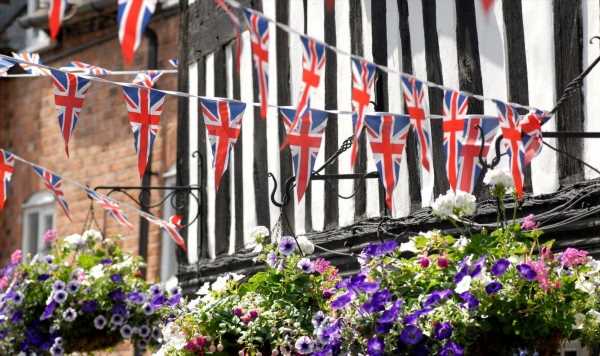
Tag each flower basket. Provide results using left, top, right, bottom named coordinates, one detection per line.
left=0, top=230, right=182, bottom=355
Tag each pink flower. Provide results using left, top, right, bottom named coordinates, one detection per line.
left=43, top=229, right=58, bottom=244
left=313, top=258, right=331, bottom=274
left=560, top=248, right=588, bottom=268
left=530, top=260, right=554, bottom=292
left=419, top=256, right=430, bottom=268
left=521, top=214, right=538, bottom=231
left=540, top=246, right=553, bottom=261
left=437, top=256, right=449, bottom=269
left=10, top=250, right=22, bottom=264
left=0, top=276, right=8, bottom=290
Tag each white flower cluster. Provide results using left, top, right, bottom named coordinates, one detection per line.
left=431, top=190, right=477, bottom=219
left=63, top=229, right=103, bottom=249
left=483, top=168, right=514, bottom=189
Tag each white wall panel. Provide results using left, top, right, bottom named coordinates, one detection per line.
left=204, top=53, right=216, bottom=259
left=187, top=61, right=199, bottom=263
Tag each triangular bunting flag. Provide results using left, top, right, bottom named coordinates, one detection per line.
left=350, top=58, right=377, bottom=167
left=243, top=9, right=270, bottom=119
left=0, top=150, right=15, bottom=210
left=401, top=76, right=433, bottom=173
left=519, top=110, right=551, bottom=164
left=201, top=98, right=246, bottom=191
left=133, top=71, right=163, bottom=88
left=364, top=113, right=411, bottom=209
left=456, top=116, right=499, bottom=194
left=49, top=69, right=91, bottom=157
left=86, top=189, right=133, bottom=228
left=49, top=0, right=67, bottom=40
left=168, top=58, right=179, bottom=68
left=61, top=61, right=110, bottom=76
left=146, top=214, right=187, bottom=251
left=11, top=52, right=50, bottom=76
left=122, top=84, right=166, bottom=178
left=0, top=57, right=15, bottom=77
left=117, top=0, right=157, bottom=63
left=442, top=90, right=469, bottom=191
left=32, top=166, right=71, bottom=221
left=280, top=106, right=328, bottom=202
left=494, top=101, right=526, bottom=198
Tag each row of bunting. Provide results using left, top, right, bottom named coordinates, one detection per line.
left=0, top=149, right=187, bottom=251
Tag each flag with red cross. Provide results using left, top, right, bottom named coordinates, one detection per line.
left=401, top=76, right=432, bottom=174
left=49, top=0, right=66, bottom=39
left=494, top=101, right=526, bottom=198
left=456, top=116, right=499, bottom=194
left=86, top=189, right=134, bottom=229
left=442, top=89, right=470, bottom=191
left=0, top=150, right=15, bottom=210
left=146, top=214, right=187, bottom=251
left=350, top=58, right=377, bottom=167
left=280, top=106, right=328, bottom=202
left=32, top=165, right=71, bottom=221
left=49, top=69, right=92, bottom=157
left=519, top=109, right=551, bottom=164
left=243, top=9, right=270, bottom=119
left=201, top=98, right=246, bottom=191
left=122, top=84, right=166, bottom=178
left=364, top=113, right=411, bottom=209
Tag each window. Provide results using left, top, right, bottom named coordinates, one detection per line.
left=22, top=191, right=55, bottom=256
left=160, top=165, right=178, bottom=281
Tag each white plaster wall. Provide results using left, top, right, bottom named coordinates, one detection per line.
left=187, top=61, right=199, bottom=263
left=583, top=0, right=600, bottom=179
left=204, top=53, right=216, bottom=259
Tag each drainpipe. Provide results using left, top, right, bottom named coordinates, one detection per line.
left=138, top=27, right=158, bottom=279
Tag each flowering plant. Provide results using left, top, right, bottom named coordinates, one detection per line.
left=156, top=230, right=340, bottom=355
left=0, top=230, right=181, bottom=355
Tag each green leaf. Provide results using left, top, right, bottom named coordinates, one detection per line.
left=77, top=254, right=99, bottom=270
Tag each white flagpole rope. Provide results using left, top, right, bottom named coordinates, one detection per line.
left=0, top=54, right=524, bottom=121
left=0, top=69, right=178, bottom=78
left=224, top=0, right=549, bottom=116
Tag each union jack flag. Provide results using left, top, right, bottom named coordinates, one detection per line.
left=0, top=57, right=15, bottom=77
left=280, top=107, right=328, bottom=202
left=401, top=76, right=432, bottom=173
left=117, top=0, right=157, bottom=63
left=201, top=98, right=246, bottom=191
left=442, top=90, right=470, bottom=191
left=61, top=61, right=111, bottom=76
left=243, top=9, right=269, bottom=119
left=49, top=69, right=92, bottom=157
left=0, top=150, right=15, bottom=210
left=11, top=52, right=49, bottom=76
left=456, top=116, right=499, bottom=194
left=364, top=113, right=411, bottom=209
left=350, top=58, right=377, bottom=167
left=168, top=58, right=178, bottom=68
left=284, top=36, right=327, bottom=141
left=48, top=0, right=66, bottom=39
left=519, top=110, right=551, bottom=164
left=495, top=101, right=526, bottom=198
left=133, top=70, right=163, bottom=88
left=122, top=84, right=166, bottom=178
left=86, top=189, right=133, bottom=229
left=32, top=166, right=71, bottom=220
left=146, top=214, right=187, bottom=251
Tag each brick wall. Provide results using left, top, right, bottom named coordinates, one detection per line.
left=0, top=13, right=180, bottom=283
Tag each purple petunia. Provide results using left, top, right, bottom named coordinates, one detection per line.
left=361, top=240, right=398, bottom=259
left=62, top=308, right=77, bottom=322
left=439, top=341, right=464, bottom=356
left=433, top=322, right=453, bottom=340
left=138, top=324, right=151, bottom=338
left=52, top=280, right=65, bottom=292
left=120, top=324, right=133, bottom=338
left=297, top=258, right=314, bottom=273
left=127, top=291, right=146, bottom=305
left=516, top=263, right=537, bottom=281
left=110, top=314, right=125, bottom=326
left=38, top=274, right=50, bottom=281
left=278, top=236, right=297, bottom=256
left=399, top=325, right=423, bottom=345
left=491, top=259, right=510, bottom=276
left=312, top=311, right=325, bottom=328
left=94, top=315, right=107, bottom=330
left=142, top=303, right=154, bottom=316
left=294, top=336, right=314, bottom=355
left=66, top=281, right=80, bottom=294
left=108, top=289, right=126, bottom=302
left=403, top=308, right=433, bottom=325
left=361, top=289, right=391, bottom=314
left=485, top=281, right=503, bottom=295
left=459, top=292, right=480, bottom=310
left=100, top=258, right=113, bottom=265
left=367, top=336, right=385, bottom=356
left=331, top=292, right=353, bottom=310
left=41, top=301, right=58, bottom=320
left=110, top=274, right=123, bottom=283
left=378, top=299, right=403, bottom=324
left=81, top=300, right=98, bottom=313
left=52, top=290, right=68, bottom=304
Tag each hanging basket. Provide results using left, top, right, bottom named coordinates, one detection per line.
left=64, top=332, right=122, bottom=353
left=468, top=331, right=562, bottom=356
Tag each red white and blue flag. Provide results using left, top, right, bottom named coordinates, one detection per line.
left=495, top=101, right=526, bottom=198
left=243, top=9, right=270, bottom=119
left=442, top=90, right=470, bottom=191
left=350, top=58, right=377, bottom=167
left=0, top=150, right=15, bottom=210
left=32, top=166, right=71, bottom=220
left=61, top=61, right=110, bottom=76
left=401, top=76, right=432, bottom=173
left=86, top=189, right=133, bottom=228
left=201, top=98, right=246, bottom=191
left=117, top=0, right=157, bottom=63
left=49, top=69, right=92, bottom=157
left=122, top=84, right=166, bottom=178
left=146, top=214, right=187, bottom=251
left=168, top=58, right=178, bottom=68
left=285, top=36, right=327, bottom=141
left=48, top=0, right=66, bottom=40
left=364, top=113, right=411, bottom=209
left=519, top=110, right=551, bottom=164
left=280, top=107, right=328, bottom=202
left=0, top=57, right=15, bottom=77
left=456, top=116, right=499, bottom=194
left=133, top=70, right=163, bottom=88
left=11, top=52, right=49, bottom=75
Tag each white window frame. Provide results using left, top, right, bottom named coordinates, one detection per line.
left=160, top=165, right=178, bottom=281
left=22, top=191, right=55, bottom=256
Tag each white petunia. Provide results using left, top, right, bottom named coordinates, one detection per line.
left=399, top=240, right=418, bottom=254
left=64, top=234, right=84, bottom=248
left=296, top=236, right=315, bottom=255
left=573, top=313, right=586, bottom=330
left=432, top=190, right=476, bottom=219
left=455, top=275, right=472, bottom=294
left=89, top=264, right=104, bottom=279
left=196, top=282, right=210, bottom=295
left=483, top=168, right=514, bottom=189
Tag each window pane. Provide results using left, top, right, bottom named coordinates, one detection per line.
left=27, top=212, right=39, bottom=254
left=43, top=214, right=54, bottom=232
